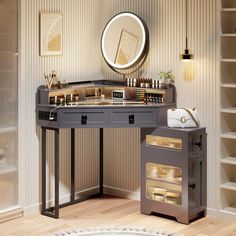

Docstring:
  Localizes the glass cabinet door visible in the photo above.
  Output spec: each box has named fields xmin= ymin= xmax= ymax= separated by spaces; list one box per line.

xmin=0 ymin=0 xmax=18 ymax=211
xmin=146 ymin=163 xmax=182 ymax=205
xmin=146 ymin=135 xmax=182 ymax=150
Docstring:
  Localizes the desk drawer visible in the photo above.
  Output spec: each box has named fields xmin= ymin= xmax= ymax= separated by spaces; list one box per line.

xmin=59 ymin=109 xmax=108 ymax=128
xmin=109 ymin=109 xmax=157 ymax=127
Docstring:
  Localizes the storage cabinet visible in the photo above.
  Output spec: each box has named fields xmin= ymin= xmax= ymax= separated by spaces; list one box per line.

xmin=141 ymin=127 xmax=207 ymax=224
xmin=220 ymin=0 xmax=236 ymax=215
xmin=0 ymin=0 xmax=21 ymax=222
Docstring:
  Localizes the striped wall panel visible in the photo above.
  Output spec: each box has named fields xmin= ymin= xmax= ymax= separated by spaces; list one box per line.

xmin=20 ymin=0 xmax=102 ymax=211
xmin=20 ymin=0 xmax=220 ymax=212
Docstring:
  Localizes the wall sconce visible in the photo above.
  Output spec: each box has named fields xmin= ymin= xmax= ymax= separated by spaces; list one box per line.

xmin=179 ymin=0 xmax=193 ymax=61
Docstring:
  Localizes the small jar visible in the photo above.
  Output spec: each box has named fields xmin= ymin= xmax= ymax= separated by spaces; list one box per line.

xmin=152 ymin=79 xmax=157 ymax=88
xmin=126 ymin=78 xmax=130 ymax=87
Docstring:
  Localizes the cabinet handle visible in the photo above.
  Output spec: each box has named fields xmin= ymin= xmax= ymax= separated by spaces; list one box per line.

xmin=189 ymin=183 xmax=196 ymax=189
xmin=129 ymin=114 xmax=135 ymax=124
xmin=194 ymin=141 xmax=201 ymax=148
xmin=81 ymin=115 xmax=87 ymax=125
xmin=194 ymin=135 xmax=202 ymax=148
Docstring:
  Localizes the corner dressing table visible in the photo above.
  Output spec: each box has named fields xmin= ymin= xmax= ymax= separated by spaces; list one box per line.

xmin=36 ymin=11 xmax=206 ymax=224
xmin=36 ymin=79 xmax=175 ymax=219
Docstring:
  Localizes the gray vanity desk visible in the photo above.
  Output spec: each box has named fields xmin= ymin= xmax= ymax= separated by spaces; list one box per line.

xmin=36 ymin=11 xmax=206 ymax=224
xmin=36 ymin=79 xmax=176 ymax=219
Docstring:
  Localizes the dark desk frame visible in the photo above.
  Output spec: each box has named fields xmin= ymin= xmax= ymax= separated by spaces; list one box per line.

xmin=41 ymin=127 xmax=103 ymax=219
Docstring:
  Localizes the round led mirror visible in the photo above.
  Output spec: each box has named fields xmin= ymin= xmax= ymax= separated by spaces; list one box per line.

xmin=101 ymin=12 xmax=149 ymax=74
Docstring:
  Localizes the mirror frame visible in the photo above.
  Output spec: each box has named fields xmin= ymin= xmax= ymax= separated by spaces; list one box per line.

xmin=101 ymin=12 xmax=149 ymax=74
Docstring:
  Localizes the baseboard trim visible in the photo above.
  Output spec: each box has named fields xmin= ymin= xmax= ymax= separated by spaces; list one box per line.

xmin=23 ymin=186 xmax=99 ymax=215
xmin=103 ymin=187 xmax=236 ymax=220
xmin=207 ymin=208 xmax=236 ymax=220
xmin=24 ymin=186 xmax=140 ymax=215
xmin=0 ymin=207 xmax=23 ymax=223
xmin=104 ymin=185 xmax=140 ymax=201
xmin=23 ymin=186 xmax=236 ymax=220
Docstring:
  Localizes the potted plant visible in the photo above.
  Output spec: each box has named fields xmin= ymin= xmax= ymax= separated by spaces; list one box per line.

xmin=159 ymin=70 xmax=175 ymax=88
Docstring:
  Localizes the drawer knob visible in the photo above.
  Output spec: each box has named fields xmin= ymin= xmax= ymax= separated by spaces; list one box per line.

xmin=81 ymin=115 xmax=87 ymax=125
xmin=129 ymin=114 xmax=135 ymax=124
xmin=194 ymin=135 xmax=202 ymax=149
xmin=189 ymin=183 xmax=196 ymax=189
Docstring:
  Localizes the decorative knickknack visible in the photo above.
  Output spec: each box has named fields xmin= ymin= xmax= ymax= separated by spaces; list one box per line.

xmin=159 ymin=70 xmax=175 ymax=88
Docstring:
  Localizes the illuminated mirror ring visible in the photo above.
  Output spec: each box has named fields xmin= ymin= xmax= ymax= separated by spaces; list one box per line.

xmin=101 ymin=12 xmax=149 ymax=72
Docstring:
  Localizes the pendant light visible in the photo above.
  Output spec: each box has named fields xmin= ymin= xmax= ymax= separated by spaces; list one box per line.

xmin=179 ymin=0 xmax=193 ymax=60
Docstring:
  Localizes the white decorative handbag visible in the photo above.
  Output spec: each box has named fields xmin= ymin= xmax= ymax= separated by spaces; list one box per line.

xmin=167 ymin=108 xmax=199 ymax=128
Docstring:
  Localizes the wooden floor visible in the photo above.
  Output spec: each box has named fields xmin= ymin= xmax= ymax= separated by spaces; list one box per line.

xmin=0 ymin=196 xmax=236 ymax=236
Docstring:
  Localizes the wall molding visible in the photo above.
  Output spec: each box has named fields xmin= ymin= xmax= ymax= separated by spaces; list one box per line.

xmin=207 ymin=208 xmax=236 ymax=220
xmin=104 ymin=185 xmax=140 ymax=201
xmin=24 ymin=186 xmax=140 ymax=215
xmin=0 ymin=207 xmax=23 ymax=223
xmin=23 ymin=186 xmax=99 ymax=215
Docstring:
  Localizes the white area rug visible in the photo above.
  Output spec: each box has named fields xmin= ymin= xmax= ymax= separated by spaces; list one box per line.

xmin=44 ymin=226 xmax=183 ymax=236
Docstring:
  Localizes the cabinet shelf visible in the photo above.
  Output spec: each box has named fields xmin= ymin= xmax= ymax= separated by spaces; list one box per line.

xmin=221 ymin=157 xmax=236 ymax=165
xmin=221 ymin=107 xmax=236 ymax=113
xmin=222 ymin=36 xmax=236 ymax=58
xmin=221 ymin=182 xmax=236 ymax=191
xmin=221 ymin=8 xmax=236 ymax=11
xmin=221 ymin=132 xmax=236 ymax=139
xmin=0 ymin=165 xmax=17 ymax=176
xmin=221 ymin=33 xmax=236 ymax=37
xmin=146 ymin=177 xmax=182 ymax=186
xmin=221 ymin=59 xmax=236 ymax=62
xmin=221 ymin=62 xmax=236 ymax=84
xmin=221 ymin=83 xmax=236 ymax=88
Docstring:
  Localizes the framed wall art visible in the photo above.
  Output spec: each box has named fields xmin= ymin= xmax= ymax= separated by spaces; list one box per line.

xmin=40 ymin=13 xmax=63 ymax=56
